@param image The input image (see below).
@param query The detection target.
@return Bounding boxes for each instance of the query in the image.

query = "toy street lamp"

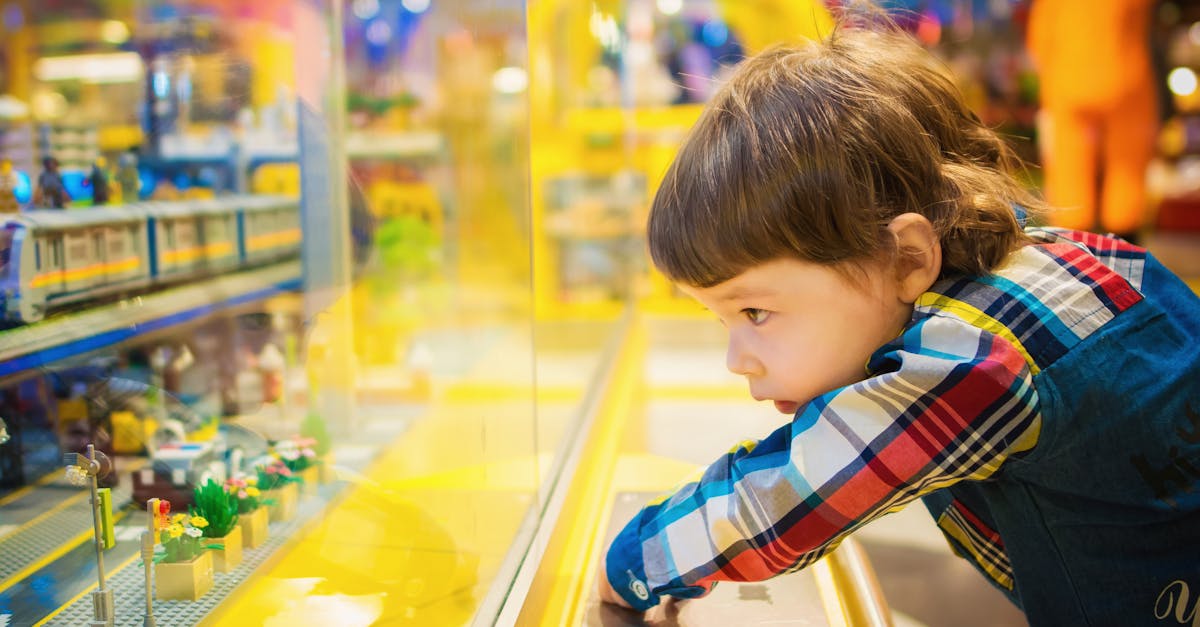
[64,444,116,627]
[141,498,171,626]
[0,416,9,445]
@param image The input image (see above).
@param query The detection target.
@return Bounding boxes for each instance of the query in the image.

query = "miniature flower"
[265,465,278,474]
[302,448,316,458]
[246,477,258,486]
[245,487,261,497]
[280,450,299,461]
[190,516,209,528]
[238,490,248,499]
[278,466,293,476]
[171,513,187,524]
[184,527,202,538]
[167,524,184,538]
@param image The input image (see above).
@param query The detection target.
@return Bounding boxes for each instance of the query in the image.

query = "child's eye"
[742,308,770,325]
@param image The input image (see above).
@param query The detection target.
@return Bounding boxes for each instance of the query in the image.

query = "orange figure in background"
[1027,0,1158,236]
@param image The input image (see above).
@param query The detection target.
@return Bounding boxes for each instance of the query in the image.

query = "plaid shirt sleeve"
[605,313,1042,610]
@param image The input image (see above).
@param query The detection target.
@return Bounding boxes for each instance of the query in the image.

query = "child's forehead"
[682,256,889,300]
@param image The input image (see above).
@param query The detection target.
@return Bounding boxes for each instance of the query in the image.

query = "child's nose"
[726,337,759,376]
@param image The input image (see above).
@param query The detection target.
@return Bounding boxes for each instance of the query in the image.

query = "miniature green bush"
[190,478,238,538]
[301,411,332,457]
[255,461,297,490]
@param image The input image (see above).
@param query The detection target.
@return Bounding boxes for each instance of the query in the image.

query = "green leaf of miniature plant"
[190,478,239,538]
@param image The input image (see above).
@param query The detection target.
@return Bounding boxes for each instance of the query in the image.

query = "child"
[598,11,1200,627]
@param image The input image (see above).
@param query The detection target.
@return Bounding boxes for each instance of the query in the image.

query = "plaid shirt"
[606,228,1148,610]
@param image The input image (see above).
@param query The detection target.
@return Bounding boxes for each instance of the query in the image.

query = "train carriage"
[0,194,300,324]
[0,207,150,322]
[240,194,302,265]
[144,198,241,279]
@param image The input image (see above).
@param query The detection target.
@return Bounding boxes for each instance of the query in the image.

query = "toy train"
[0,195,300,323]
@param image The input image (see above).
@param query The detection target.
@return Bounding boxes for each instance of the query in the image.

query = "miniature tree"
[300,411,332,457]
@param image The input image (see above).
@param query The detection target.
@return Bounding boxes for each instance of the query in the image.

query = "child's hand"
[597,556,633,608]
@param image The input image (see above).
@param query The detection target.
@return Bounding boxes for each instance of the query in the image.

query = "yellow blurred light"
[100,20,130,44]
[1159,118,1187,157]
[30,90,67,120]
[657,0,683,15]
[589,12,621,50]
[1168,67,1198,97]
[492,66,528,94]
[34,52,143,84]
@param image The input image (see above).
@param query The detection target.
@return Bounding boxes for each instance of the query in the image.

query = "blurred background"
[0,1,1189,626]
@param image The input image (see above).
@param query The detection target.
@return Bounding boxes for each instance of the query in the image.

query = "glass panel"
[0,2,554,625]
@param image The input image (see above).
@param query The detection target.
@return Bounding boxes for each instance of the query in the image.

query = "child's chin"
[773,400,800,415]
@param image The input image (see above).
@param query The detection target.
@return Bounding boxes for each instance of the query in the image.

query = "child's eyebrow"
[719,285,777,302]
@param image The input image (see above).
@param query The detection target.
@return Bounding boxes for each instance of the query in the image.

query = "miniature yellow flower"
[246,477,258,486]
[171,513,187,524]
[167,524,184,538]
[190,516,209,528]
[245,486,261,497]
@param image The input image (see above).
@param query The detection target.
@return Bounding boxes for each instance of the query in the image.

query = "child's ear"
[886,213,942,304]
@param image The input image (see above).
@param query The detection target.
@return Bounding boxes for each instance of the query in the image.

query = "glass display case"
[0,1,901,626]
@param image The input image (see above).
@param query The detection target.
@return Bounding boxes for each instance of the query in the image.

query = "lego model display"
[0,194,300,323]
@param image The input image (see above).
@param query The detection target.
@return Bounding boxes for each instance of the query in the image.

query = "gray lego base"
[42,412,413,626]
[46,480,340,626]
[0,479,133,584]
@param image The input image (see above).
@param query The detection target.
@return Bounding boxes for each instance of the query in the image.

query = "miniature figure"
[89,156,111,205]
[0,159,19,213]
[34,156,69,209]
[116,152,140,202]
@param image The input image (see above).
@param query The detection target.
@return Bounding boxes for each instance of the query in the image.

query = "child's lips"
[774,400,800,415]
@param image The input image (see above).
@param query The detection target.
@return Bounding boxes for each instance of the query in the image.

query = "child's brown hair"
[647,13,1046,287]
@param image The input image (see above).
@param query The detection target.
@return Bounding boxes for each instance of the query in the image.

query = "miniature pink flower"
[302,448,316,458]
[238,490,248,499]
[265,466,278,474]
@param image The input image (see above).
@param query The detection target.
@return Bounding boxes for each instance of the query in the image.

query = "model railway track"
[0,261,301,382]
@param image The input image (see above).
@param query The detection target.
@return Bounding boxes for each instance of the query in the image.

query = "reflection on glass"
[0,1,562,625]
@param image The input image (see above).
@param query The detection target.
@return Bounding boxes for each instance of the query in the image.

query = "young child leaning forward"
[597,9,1200,627]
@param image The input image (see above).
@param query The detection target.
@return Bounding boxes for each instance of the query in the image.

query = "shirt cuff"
[605,521,660,611]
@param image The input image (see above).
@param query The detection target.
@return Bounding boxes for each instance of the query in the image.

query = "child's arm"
[602,314,1041,610]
